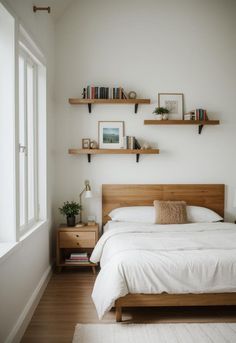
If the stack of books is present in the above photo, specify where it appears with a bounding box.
[65,253,89,264]
[123,136,141,149]
[83,86,128,99]
[195,108,208,120]
[184,109,208,120]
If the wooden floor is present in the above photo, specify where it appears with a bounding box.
[21,269,236,343]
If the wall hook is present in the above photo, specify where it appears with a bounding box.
[33,6,51,13]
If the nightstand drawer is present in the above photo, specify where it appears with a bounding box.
[59,231,96,248]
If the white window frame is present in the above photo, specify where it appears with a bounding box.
[16,27,47,239]
[18,47,39,234]
[0,1,47,247]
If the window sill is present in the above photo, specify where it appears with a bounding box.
[0,220,48,265]
[0,242,18,260]
[20,220,48,242]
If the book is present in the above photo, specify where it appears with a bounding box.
[65,260,90,264]
[122,89,128,99]
[70,253,87,257]
[122,136,127,149]
[66,258,89,262]
[69,256,88,260]
[135,138,141,149]
[128,136,135,149]
[123,136,140,149]
[119,87,122,99]
[184,114,192,120]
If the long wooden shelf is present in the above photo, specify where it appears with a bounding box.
[68,148,160,163]
[144,120,220,134]
[68,98,151,113]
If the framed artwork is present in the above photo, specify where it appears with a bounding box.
[98,121,124,149]
[82,138,90,149]
[158,93,184,120]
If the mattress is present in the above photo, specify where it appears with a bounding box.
[90,221,236,319]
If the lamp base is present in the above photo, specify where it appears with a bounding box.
[75,222,86,228]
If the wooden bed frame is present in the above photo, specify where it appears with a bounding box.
[102,184,236,322]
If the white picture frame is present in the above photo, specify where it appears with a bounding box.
[98,121,124,149]
[158,93,184,120]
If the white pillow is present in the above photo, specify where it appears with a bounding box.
[109,206,155,223]
[109,205,223,224]
[187,206,223,223]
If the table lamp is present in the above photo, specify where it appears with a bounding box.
[76,180,93,227]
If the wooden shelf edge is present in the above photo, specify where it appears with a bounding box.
[144,120,220,125]
[68,149,160,155]
[69,98,150,104]
[68,148,159,162]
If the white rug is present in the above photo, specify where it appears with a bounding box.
[72,323,236,343]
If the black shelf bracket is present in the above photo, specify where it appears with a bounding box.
[198,124,204,134]
[134,104,138,113]
[88,104,92,113]
[86,154,141,162]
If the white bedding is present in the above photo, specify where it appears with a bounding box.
[90,221,236,319]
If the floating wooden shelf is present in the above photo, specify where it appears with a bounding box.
[68,148,159,163]
[144,120,220,134]
[68,98,151,113]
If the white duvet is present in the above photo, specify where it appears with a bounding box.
[90,221,236,319]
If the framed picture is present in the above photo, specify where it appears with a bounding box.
[158,93,184,120]
[82,138,90,149]
[98,121,124,149]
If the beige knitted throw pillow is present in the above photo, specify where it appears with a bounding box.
[154,200,187,224]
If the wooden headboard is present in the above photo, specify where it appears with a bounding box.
[102,184,225,225]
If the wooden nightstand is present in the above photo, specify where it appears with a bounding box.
[56,224,99,274]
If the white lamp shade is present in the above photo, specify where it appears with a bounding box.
[233,189,236,207]
[85,190,93,199]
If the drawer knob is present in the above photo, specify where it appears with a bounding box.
[76,234,79,237]
[77,243,79,246]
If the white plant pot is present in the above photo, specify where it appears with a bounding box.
[162,114,169,120]
[155,114,163,120]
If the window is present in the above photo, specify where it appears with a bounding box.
[18,35,47,236]
[0,2,47,244]
[18,50,39,233]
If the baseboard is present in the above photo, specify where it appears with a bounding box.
[5,265,52,343]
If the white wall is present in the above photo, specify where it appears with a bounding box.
[54,0,236,225]
[0,0,55,342]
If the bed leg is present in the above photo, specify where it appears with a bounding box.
[116,306,122,322]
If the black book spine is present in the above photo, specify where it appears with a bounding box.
[86,86,89,99]
[135,138,141,149]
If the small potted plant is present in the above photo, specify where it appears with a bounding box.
[59,201,82,227]
[153,107,170,120]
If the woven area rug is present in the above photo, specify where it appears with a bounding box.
[72,323,236,343]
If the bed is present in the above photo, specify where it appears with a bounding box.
[90,184,236,321]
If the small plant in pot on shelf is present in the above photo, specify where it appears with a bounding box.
[153,107,170,120]
[59,201,82,227]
